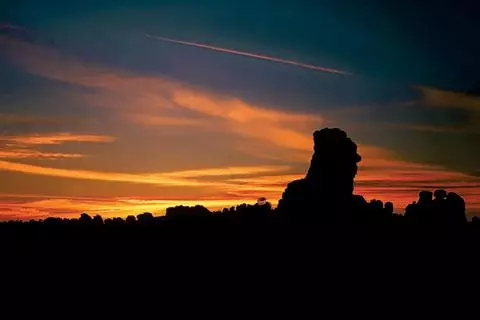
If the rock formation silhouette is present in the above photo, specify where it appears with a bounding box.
[405,190,467,227]
[277,128,366,222]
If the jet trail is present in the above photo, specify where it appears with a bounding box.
[146,34,351,75]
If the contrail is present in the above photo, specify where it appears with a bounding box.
[146,34,351,75]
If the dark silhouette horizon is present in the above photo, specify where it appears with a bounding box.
[1,128,473,226]
[3,126,479,292]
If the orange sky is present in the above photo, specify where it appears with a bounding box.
[1,34,479,220]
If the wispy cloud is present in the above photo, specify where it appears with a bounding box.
[0,159,289,188]
[130,114,204,127]
[0,133,115,145]
[163,165,289,178]
[417,86,480,111]
[0,132,114,160]
[0,160,212,187]
[414,86,480,134]
[0,34,325,158]
[2,163,480,220]
[388,123,468,133]
[0,149,84,159]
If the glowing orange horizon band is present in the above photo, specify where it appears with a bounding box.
[146,34,352,75]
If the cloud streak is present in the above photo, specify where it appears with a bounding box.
[417,86,480,111]
[146,34,352,75]
[130,114,203,127]
[0,149,84,160]
[413,86,480,135]
[388,123,469,133]
[0,133,116,145]
[1,34,328,157]
[0,159,289,188]
[164,165,289,178]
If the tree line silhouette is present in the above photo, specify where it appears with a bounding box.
[3,190,470,228]
[2,128,480,259]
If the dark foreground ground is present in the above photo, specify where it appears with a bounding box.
[3,217,479,263]
[2,218,478,311]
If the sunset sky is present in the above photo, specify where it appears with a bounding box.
[1,0,479,220]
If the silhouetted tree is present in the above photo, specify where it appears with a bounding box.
[446,192,467,226]
[166,205,212,221]
[137,212,154,224]
[385,202,394,216]
[79,213,93,224]
[126,215,137,224]
[93,215,104,226]
[113,217,125,225]
[44,217,63,227]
